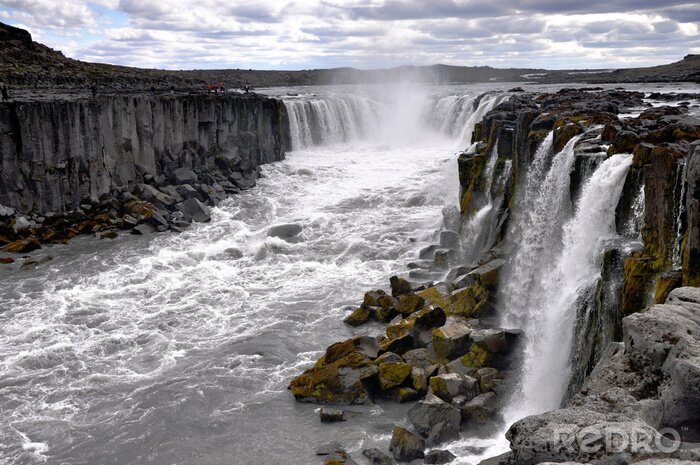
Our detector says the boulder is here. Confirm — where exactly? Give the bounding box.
[171,167,198,185]
[402,348,438,370]
[424,449,456,464]
[461,392,497,423]
[316,442,345,455]
[429,373,478,403]
[267,223,302,239]
[362,448,394,465]
[426,420,460,447]
[176,198,211,223]
[344,307,370,326]
[378,362,413,390]
[364,290,388,307]
[390,426,425,462]
[390,276,413,297]
[396,293,425,316]
[320,407,346,423]
[290,337,380,404]
[2,237,40,253]
[407,393,461,440]
[324,450,358,465]
[432,321,473,360]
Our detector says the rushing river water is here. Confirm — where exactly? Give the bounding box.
[1,82,698,465]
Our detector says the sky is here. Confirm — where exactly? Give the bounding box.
[1,0,698,71]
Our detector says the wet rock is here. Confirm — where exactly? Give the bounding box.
[439,231,459,248]
[390,426,425,462]
[2,237,40,253]
[396,293,425,316]
[402,348,437,370]
[390,276,413,297]
[171,167,198,185]
[384,386,421,403]
[429,373,478,403]
[316,442,345,455]
[290,337,380,404]
[380,333,415,355]
[441,206,461,232]
[131,224,154,235]
[100,231,118,239]
[324,450,358,465]
[410,367,428,393]
[407,393,461,441]
[362,448,394,465]
[267,223,303,239]
[135,184,178,208]
[378,362,413,390]
[432,321,473,360]
[424,449,456,464]
[364,290,388,307]
[344,307,370,326]
[12,216,30,233]
[176,198,211,223]
[320,407,346,423]
[476,367,499,392]
[0,257,15,264]
[375,352,404,365]
[461,392,497,423]
[684,142,700,286]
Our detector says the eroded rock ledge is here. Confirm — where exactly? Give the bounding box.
[504,287,700,465]
[0,92,289,260]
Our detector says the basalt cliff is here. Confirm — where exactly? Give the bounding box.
[0,92,289,259]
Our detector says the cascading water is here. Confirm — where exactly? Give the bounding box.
[425,92,511,147]
[500,133,578,320]
[284,94,384,149]
[672,159,687,269]
[624,182,645,239]
[510,153,633,414]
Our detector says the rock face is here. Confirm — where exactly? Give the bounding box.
[0,93,288,215]
[504,287,700,464]
[684,142,700,286]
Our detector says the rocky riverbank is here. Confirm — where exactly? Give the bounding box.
[288,87,700,464]
[0,92,288,263]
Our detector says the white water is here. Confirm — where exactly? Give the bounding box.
[672,159,687,269]
[0,85,509,465]
[426,92,511,146]
[451,137,633,464]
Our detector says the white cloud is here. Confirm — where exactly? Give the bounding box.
[0,0,698,69]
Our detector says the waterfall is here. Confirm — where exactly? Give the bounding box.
[283,94,384,149]
[283,89,508,151]
[501,133,578,326]
[459,144,512,264]
[672,159,687,269]
[623,182,645,239]
[426,92,510,146]
[508,153,633,415]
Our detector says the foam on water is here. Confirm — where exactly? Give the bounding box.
[0,84,514,464]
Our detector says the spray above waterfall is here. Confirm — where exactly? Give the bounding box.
[281,86,509,151]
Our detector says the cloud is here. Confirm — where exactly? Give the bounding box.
[0,0,697,70]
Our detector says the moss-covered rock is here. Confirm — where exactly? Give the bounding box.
[460,343,492,369]
[390,275,413,297]
[343,306,370,326]
[432,320,473,361]
[653,270,683,304]
[418,286,451,310]
[2,237,41,253]
[378,362,413,390]
[621,254,661,317]
[289,352,378,404]
[553,122,583,152]
[396,293,425,316]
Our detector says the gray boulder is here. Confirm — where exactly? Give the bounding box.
[390,426,425,462]
[362,448,395,465]
[171,167,198,185]
[408,393,461,441]
[267,223,302,239]
[176,198,211,223]
[424,449,456,464]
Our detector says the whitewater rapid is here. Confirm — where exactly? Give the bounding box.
[0,84,512,465]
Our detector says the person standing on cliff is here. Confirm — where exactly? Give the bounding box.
[2,84,8,101]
